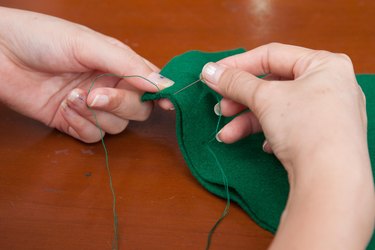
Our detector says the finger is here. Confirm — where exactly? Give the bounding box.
[60,101,104,143]
[213,74,285,118]
[87,87,153,121]
[158,99,175,111]
[262,140,273,154]
[143,58,160,72]
[217,43,314,79]
[202,62,272,111]
[66,89,129,134]
[98,33,161,75]
[216,111,262,144]
[215,98,248,117]
[74,32,173,91]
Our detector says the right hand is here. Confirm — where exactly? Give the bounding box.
[201,43,374,250]
[201,43,367,173]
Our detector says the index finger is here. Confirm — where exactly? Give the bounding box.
[75,32,173,92]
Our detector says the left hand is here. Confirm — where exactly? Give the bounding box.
[0,7,174,142]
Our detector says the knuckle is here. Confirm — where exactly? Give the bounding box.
[335,53,354,69]
[267,42,283,49]
[310,51,354,73]
[336,53,352,63]
[313,50,333,61]
[107,94,122,112]
[118,54,143,75]
[251,81,274,109]
[220,69,246,96]
[108,91,152,121]
[219,68,273,111]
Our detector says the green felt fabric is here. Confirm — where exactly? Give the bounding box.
[142,50,375,249]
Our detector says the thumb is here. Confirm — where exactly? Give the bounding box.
[74,32,173,92]
[201,62,267,110]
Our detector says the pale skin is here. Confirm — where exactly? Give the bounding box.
[0,7,174,143]
[201,43,375,249]
[0,7,374,250]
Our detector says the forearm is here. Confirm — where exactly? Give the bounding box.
[0,7,27,105]
[270,144,375,250]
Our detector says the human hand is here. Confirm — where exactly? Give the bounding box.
[0,7,174,143]
[201,43,375,249]
[202,43,368,167]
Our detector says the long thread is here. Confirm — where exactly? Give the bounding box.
[88,74,230,250]
[88,109,118,250]
[205,146,231,249]
[205,101,231,250]
[87,73,160,250]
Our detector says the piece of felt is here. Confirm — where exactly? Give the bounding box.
[142,50,375,249]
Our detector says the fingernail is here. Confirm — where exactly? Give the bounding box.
[90,95,109,107]
[169,107,175,111]
[68,90,84,103]
[215,130,223,143]
[147,72,174,89]
[199,73,206,83]
[61,101,73,116]
[262,140,267,152]
[262,140,272,154]
[202,62,225,84]
[214,103,221,116]
[61,101,69,112]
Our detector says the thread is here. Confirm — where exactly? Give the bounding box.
[88,74,230,250]
[88,109,118,250]
[205,145,231,249]
[89,73,161,93]
[172,78,202,95]
[205,101,231,250]
[170,79,231,248]
[88,73,160,250]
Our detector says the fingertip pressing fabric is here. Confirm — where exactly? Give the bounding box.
[142,50,375,250]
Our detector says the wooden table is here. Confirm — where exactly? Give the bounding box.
[0,1,374,249]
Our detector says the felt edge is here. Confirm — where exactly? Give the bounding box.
[142,60,375,249]
[144,90,279,234]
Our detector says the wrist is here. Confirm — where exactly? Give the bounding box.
[272,143,375,250]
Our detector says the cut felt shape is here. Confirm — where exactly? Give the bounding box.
[142,50,375,249]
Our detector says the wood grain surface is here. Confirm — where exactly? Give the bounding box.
[0,1,374,249]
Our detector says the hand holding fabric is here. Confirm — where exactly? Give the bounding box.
[0,7,173,143]
[201,43,375,250]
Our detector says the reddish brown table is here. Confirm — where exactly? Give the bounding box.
[0,1,374,249]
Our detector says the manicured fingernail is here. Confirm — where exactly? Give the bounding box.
[61,101,74,117]
[169,107,175,111]
[202,62,225,84]
[199,73,206,83]
[262,140,272,153]
[214,103,221,116]
[61,100,69,112]
[147,72,174,89]
[262,141,266,151]
[68,90,84,103]
[215,130,223,143]
[90,95,109,107]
